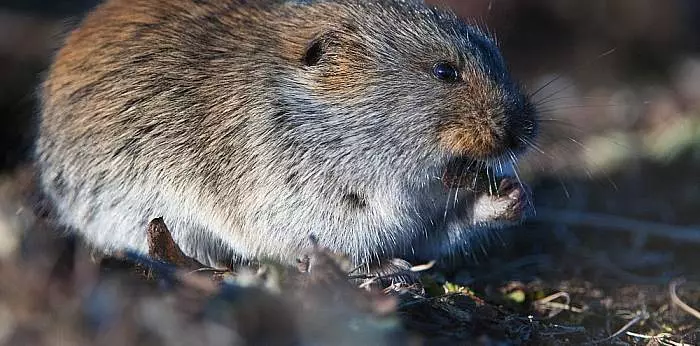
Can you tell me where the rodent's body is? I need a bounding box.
[37,0,537,267]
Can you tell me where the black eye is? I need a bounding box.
[432,62,460,82]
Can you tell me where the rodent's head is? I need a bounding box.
[271,0,537,184]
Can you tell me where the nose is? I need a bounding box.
[503,128,521,154]
[504,103,538,156]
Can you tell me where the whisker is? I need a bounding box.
[528,73,567,99]
[491,226,506,248]
[533,95,613,107]
[470,161,482,191]
[442,160,461,223]
[486,164,494,196]
[478,239,489,257]
[537,104,617,113]
[567,137,588,150]
[442,187,452,223]
[519,136,548,157]
[508,150,534,214]
[536,119,588,133]
[496,156,502,176]
[538,117,573,122]
[453,162,467,209]
[549,175,573,201]
[528,47,616,100]
[532,83,579,106]
[558,137,596,180]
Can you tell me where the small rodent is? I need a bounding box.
[36,0,537,270]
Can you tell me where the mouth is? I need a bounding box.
[440,156,517,192]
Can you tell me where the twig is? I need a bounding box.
[585,310,649,345]
[349,261,435,281]
[535,208,700,243]
[625,331,695,346]
[410,260,436,272]
[147,217,206,270]
[109,218,236,287]
[669,278,700,320]
[355,261,434,289]
[534,292,585,317]
[118,250,222,294]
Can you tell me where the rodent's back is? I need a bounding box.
[43,0,276,172]
[39,0,297,261]
[37,0,537,265]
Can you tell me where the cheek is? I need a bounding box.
[313,58,375,101]
[435,81,511,159]
[438,121,502,159]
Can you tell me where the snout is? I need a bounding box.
[438,82,537,161]
[438,109,535,160]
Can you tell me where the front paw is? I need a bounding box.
[496,177,531,222]
[472,177,532,225]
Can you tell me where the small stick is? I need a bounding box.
[669,278,700,320]
[625,332,692,346]
[147,217,206,270]
[534,291,585,317]
[585,310,649,345]
[119,251,221,294]
[349,261,435,281]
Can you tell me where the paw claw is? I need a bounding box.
[498,178,513,191]
[508,187,522,200]
[497,177,520,196]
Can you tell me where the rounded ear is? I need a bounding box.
[301,31,338,67]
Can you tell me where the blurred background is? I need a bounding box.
[0,0,698,344]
